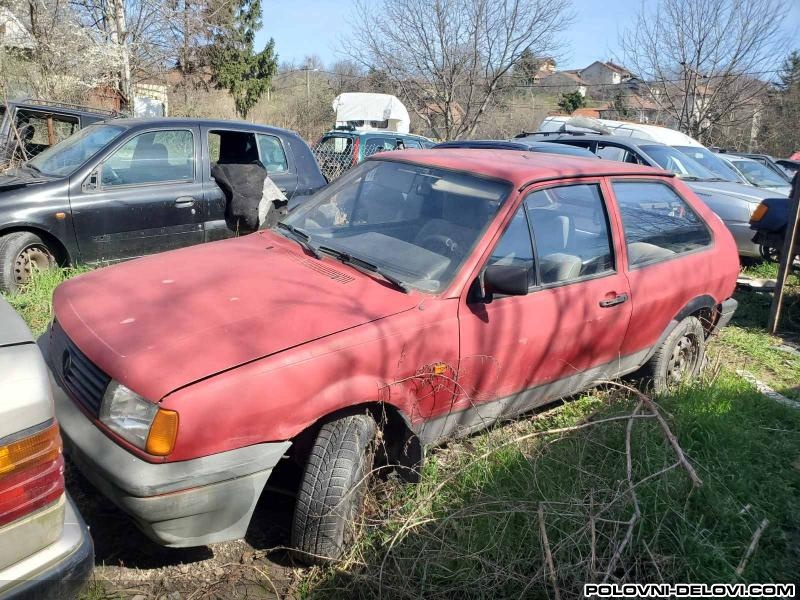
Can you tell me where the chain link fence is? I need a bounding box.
[312,137,413,182]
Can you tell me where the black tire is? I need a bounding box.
[291,414,377,564]
[641,316,706,392]
[0,231,57,293]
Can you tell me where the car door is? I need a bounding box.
[453,180,633,428]
[70,126,205,261]
[256,133,298,198]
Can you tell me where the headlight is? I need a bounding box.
[99,382,178,455]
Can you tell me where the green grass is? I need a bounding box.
[1,266,91,336]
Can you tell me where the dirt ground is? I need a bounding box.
[69,458,306,599]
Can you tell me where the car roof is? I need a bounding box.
[519,131,657,148]
[433,139,598,157]
[323,129,430,141]
[375,148,670,187]
[100,117,300,137]
[5,100,115,119]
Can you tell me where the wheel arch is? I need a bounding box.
[0,224,71,265]
[642,294,719,365]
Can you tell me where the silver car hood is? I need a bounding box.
[687,180,783,204]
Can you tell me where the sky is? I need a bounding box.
[256,0,800,72]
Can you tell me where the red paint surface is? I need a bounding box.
[52,152,739,462]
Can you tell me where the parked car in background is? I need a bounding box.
[47,150,738,564]
[518,131,782,258]
[717,154,791,196]
[539,116,749,184]
[1,100,115,167]
[0,297,93,598]
[433,138,599,157]
[0,117,326,292]
[776,159,800,178]
[314,127,434,180]
[724,152,792,183]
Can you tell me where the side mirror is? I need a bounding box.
[82,168,99,192]
[484,264,529,298]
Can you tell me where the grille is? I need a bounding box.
[51,321,110,417]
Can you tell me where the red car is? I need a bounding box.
[45,150,738,563]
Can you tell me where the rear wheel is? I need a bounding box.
[641,316,706,392]
[0,232,57,292]
[291,413,377,564]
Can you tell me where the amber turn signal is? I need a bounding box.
[750,204,768,223]
[145,409,179,456]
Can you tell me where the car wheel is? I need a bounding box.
[642,316,705,392]
[758,243,781,264]
[291,413,377,564]
[0,232,57,292]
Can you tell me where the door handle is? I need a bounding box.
[175,196,195,208]
[599,293,629,308]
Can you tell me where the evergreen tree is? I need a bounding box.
[777,51,800,92]
[210,0,277,118]
[557,91,586,114]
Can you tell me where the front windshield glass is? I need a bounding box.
[728,159,790,188]
[283,159,511,292]
[673,145,741,181]
[27,124,126,176]
[640,144,717,180]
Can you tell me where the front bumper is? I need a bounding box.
[0,494,94,600]
[50,371,291,548]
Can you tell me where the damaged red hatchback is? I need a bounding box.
[45,150,739,562]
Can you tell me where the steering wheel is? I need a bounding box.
[419,234,459,256]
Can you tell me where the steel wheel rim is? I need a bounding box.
[14,244,53,285]
[667,333,699,383]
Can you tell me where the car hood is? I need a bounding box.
[687,180,783,204]
[0,169,53,192]
[52,232,421,401]
[0,297,34,347]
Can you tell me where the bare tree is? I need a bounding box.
[619,0,787,143]
[342,0,572,140]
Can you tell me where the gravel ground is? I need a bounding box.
[68,458,307,599]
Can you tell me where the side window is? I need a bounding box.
[596,144,642,164]
[102,130,194,186]
[404,138,422,149]
[526,183,614,285]
[257,134,289,172]
[486,207,535,285]
[612,180,712,266]
[363,136,395,157]
[208,130,259,166]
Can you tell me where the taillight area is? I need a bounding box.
[0,422,64,527]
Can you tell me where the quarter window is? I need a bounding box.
[526,184,615,285]
[102,130,194,186]
[612,181,712,266]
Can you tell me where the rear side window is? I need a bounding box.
[257,134,288,172]
[317,135,353,155]
[612,181,712,267]
[363,136,397,157]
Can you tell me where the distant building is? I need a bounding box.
[538,71,587,97]
[580,61,634,86]
[0,7,34,51]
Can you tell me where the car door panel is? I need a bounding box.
[453,181,632,427]
[69,126,205,262]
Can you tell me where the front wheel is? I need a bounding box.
[0,231,57,292]
[291,413,377,564]
[641,316,706,392]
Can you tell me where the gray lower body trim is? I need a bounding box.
[417,350,650,446]
[51,369,291,547]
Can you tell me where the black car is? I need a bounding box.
[0,118,327,291]
[1,99,115,165]
[433,138,599,157]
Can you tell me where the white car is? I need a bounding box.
[718,154,792,196]
[0,298,93,598]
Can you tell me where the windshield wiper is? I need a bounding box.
[23,163,42,176]
[318,245,409,293]
[276,222,320,258]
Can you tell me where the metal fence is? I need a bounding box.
[312,139,409,182]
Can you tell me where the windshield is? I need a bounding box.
[727,159,790,189]
[640,144,717,180]
[672,146,741,181]
[283,159,511,292]
[27,123,126,176]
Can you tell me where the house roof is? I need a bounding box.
[541,71,587,85]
